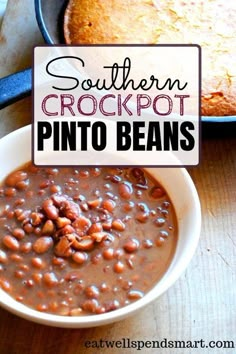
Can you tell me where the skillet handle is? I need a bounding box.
[0,68,32,110]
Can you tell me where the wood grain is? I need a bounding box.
[0,0,44,137]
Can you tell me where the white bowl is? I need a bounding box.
[0,125,201,328]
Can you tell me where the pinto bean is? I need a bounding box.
[14,198,25,207]
[32,273,43,284]
[26,190,34,198]
[162,201,170,209]
[79,170,90,178]
[61,200,81,220]
[118,182,133,200]
[99,283,110,293]
[33,237,53,254]
[91,252,102,264]
[110,175,122,183]
[55,217,71,229]
[16,180,29,190]
[104,300,120,312]
[108,168,123,176]
[154,218,166,227]
[60,225,75,236]
[0,250,8,263]
[161,209,169,218]
[14,270,25,279]
[159,230,169,238]
[84,285,100,299]
[12,228,25,240]
[114,248,125,260]
[72,236,94,251]
[42,199,59,220]
[102,248,114,260]
[136,211,149,223]
[4,187,16,197]
[102,199,116,212]
[102,220,112,231]
[150,186,165,199]
[81,299,99,313]
[46,168,59,176]
[5,170,28,188]
[142,239,153,248]
[10,254,23,262]
[137,203,149,213]
[121,280,133,290]
[134,183,148,190]
[64,271,80,282]
[88,222,102,235]
[70,308,83,316]
[14,208,23,218]
[51,194,67,206]
[135,190,143,199]
[2,235,19,251]
[31,212,44,226]
[122,215,132,224]
[52,256,67,267]
[34,227,43,235]
[41,220,55,235]
[72,194,86,202]
[113,261,125,273]
[19,264,30,272]
[123,238,139,253]
[99,233,115,247]
[50,184,61,194]
[31,257,45,269]
[39,180,50,189]
[90,232,107,243]
[112,219,125,231]
[54,236,73,257]
[36,304,48,312]
[132,168,144,179]
[127,290,144,300]
[132,168,147,186]
[38,190,46,197]
[23,223,34,234]
[72,252,88,264]
[16,209,31,222]
[123,201,135,212]
[24,279,34,288]
[105,192,118,200]
[87,198,102,208]
[6,211,14,219]
[43,272,58,287]
[80,202,89,212]
[20,242,32,253]
[72,216,91,233]
[0,279,12,292]
[156,237,165,247]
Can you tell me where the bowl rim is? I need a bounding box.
[0,125,201,328]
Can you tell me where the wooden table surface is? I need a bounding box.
[0,1,235,353]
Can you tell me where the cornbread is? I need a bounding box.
[64,0,160,44]
[64,0,236,116]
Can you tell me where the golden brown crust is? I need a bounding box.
[201,93,236,117]
[64,0,160,44]
[64,0,236,116]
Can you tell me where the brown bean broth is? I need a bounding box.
[0,163,177,316]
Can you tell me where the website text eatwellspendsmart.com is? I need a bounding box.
[84,338,235,351]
